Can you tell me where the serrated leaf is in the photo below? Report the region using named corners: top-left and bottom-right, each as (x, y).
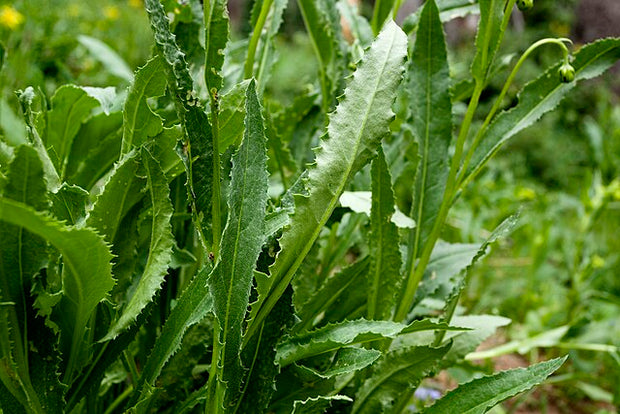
top-left (209, 79), bottom-right (269, 406)
top-left (465, 38), bottom-right (620, 183)
top-left (423, 356), bottom-right (567, 414)
top-left (130, 266), bottom-right (213, 408)
top-left (292, 395), bottom-right (352, 414)
top-left (352, 344), bottom-right (451, 414)
top-left (277, 320), bottom-right (407, 366)
top-left (0, 145), bottom-right (49, 413)
top-left (368, 146), bottom-right (403, 320)
top-left (305, 347), bottom-right (382, 378)
top-left (407, 0), bottom-right (452, 262)
top-left (204, 0), bottom-right (230, 97)
top-left (145, 0), bottom-right (214, 226)
top-left (121, 56), bottom-right (167, 156)
top-left (102, 148), bottom-right (174, 341)
top-left (471, 0), bottom-right (505, 83)
top-left (49, 183), bottom-right (89, 225)
top-left (219, 80), bottom-right (249, 151)
top-left (247, 20), bottom-right (408, 344)
top-left (0, 198), bottom-right (114, 382)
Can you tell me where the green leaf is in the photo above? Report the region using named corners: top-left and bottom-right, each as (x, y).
top-left (277, 319), bottom-right (408, 366)
top-left (130, 266), bottom-right (213, 408)
top-left (145, 0), bottom-right (214, 226)
top-left (296, 0), bottom-right (346, 110)
top-left (292, 395), bottom-right (352, 414)
top-left (209, 79), bottom-right (269, 406)
top-left (219, 80), bottom-right (250, 151)
top-left (0, 145), bottom-right (49, 413)
top-left (371, 0), bottom-right (396, 35)
top-left (0, 98), bottom-right (27, 146)
top-left (304, 347), bottom-right (382, 378)
top-left (247, 20), bottom-right (408, 343)
top-left (0, 198), bottom-right (114, 382)
top-left (339, 191), bottom-right (415, 228)
top-left (64, 111), bottom-right (122, 189)
top-left (465, 38), bottom-right (620, 183)
top-left (368, 146), bottom-right (403, 320)
top-left (423, 356), bottom-right (567, 414)
top-left (255, 0), bottom-right (288, 92)
top-left (406, 0), bottom-right (453, 262)
top-left (77, 35), bottom-right (133, 82)
top-left (352, 344), bottom-right (451, 414)
top-left (45, 85), bottom-right (100, 177)
top-left (204, 0), bottom-right (230, 97)
top-left (102, 148), bottom-right (174, 341)
top-left (121, 56), bottom-right (167, 156)
top-left (471, 0), bottom-right (505, 83)
top-left (49, 183), bottom-right (89, 225)
top-left (296, 257), bottom-right (370, 332)
top-left (337, 0), bottom-right (373, 47)
top-left (403, 0), bottom-right (479, 35)
top-left (86, 150), bottom-right (145, 244)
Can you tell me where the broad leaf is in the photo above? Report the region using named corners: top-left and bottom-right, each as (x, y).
top-left (208, 79), bottom-right (269, 406)
top-left (465, 38), bottom-right (620, 184)
top-left (246, 21), bottom-right (408, 343)
top-left (121, 56), bottom-right (167, 156)
top-left (423, 356), bottom-right (567, 413)
top-left (352, 344), bottom-right (451, 414)
top-left (0, 198), bottom-right (114, 382)
top-left (102, 148), bottom-right (174, 341)
top-left (367, 146), bottom-right (403, 320)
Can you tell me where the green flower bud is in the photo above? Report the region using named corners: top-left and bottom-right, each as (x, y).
top-left (517, 0), bottom-right (533, 11)
top-left (558, 62), bottom-right (575, 83)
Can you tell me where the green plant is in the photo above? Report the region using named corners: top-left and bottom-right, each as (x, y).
top-left (1, 0), bottom-right (619, 412)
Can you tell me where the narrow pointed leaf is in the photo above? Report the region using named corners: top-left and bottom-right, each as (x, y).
top-left (471, 0), bottom-right (505, 83)
top-left (371, 0), bottom-right (396, 35)
top-left (145, 0), bottom-right (214, 224)
top-left (102, 148), bottom-right (174, 341)
top-left (423, 356), bottom-right (567, 414)
top-left (208, 79), bottom-right (269, 406)
top-left (407, 0), bottom-right (453, 261)
top-left (77, 35), bottom-right (133, 82)
top-left (368, 146), bottom-right (402, 320)
top-left (277, 319), bottom-right (408, 366)
top-left (204, 0), bottom-right (230, 97)
top-left (255, 0), bottom-right (288, 91)
top-left (465, 38), bottom-right (620, 183)
top-left (121, 56), bottom-right (167, 156)
top-left (352, 344), bottom-right (451, 414)
top-left (247, 21), bottom-right (408, 343)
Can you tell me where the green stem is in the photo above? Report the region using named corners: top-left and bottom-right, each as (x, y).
top-left (205, 321), bottom-right (222, 413)
top-left (210, 105), bottom-right (222, 259)
top-left (244, 0), bottom-right (274, 79)
top-left (103, 386), bottom-right (133, 414)
top-left (122, 350), bottom-right (139, 387)
top-left (456, 37), bottom-right (572, 189)
top-left (394, 83), bottom-right (484, 322)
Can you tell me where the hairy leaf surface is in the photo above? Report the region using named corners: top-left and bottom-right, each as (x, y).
top-left (208, 79), bottom-right (269, 406)
top-left (368, 146), bottom-right (402, 320)
top-left (247, 21), bottom-right (408, 343)
top-left (102, 148), bottom-right (174, 341)
top-left (423, 357), bottom-right (567, 413)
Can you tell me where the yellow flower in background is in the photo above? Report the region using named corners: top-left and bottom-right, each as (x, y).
top-left (0, 5), bottom-right (24, 30)
top-left (129, 0), bottom-right (143, 9)
top-left (104, 5), bottom-right (120, 20)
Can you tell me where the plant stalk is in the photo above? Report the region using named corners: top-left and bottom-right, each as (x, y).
top-left (244, 0), bottom-right (274, 80)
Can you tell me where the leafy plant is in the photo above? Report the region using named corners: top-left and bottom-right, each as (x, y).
top-left (0, 0), bottom-right (619, 413)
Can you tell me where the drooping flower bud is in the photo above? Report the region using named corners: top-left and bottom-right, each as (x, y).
top-left (517, 0), bottom-right (533, 11)
top-left (558, 62), bottom-right (576, 83)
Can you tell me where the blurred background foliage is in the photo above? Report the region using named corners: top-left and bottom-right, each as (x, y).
top-left (0, 0), bottom-right (618, 412)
